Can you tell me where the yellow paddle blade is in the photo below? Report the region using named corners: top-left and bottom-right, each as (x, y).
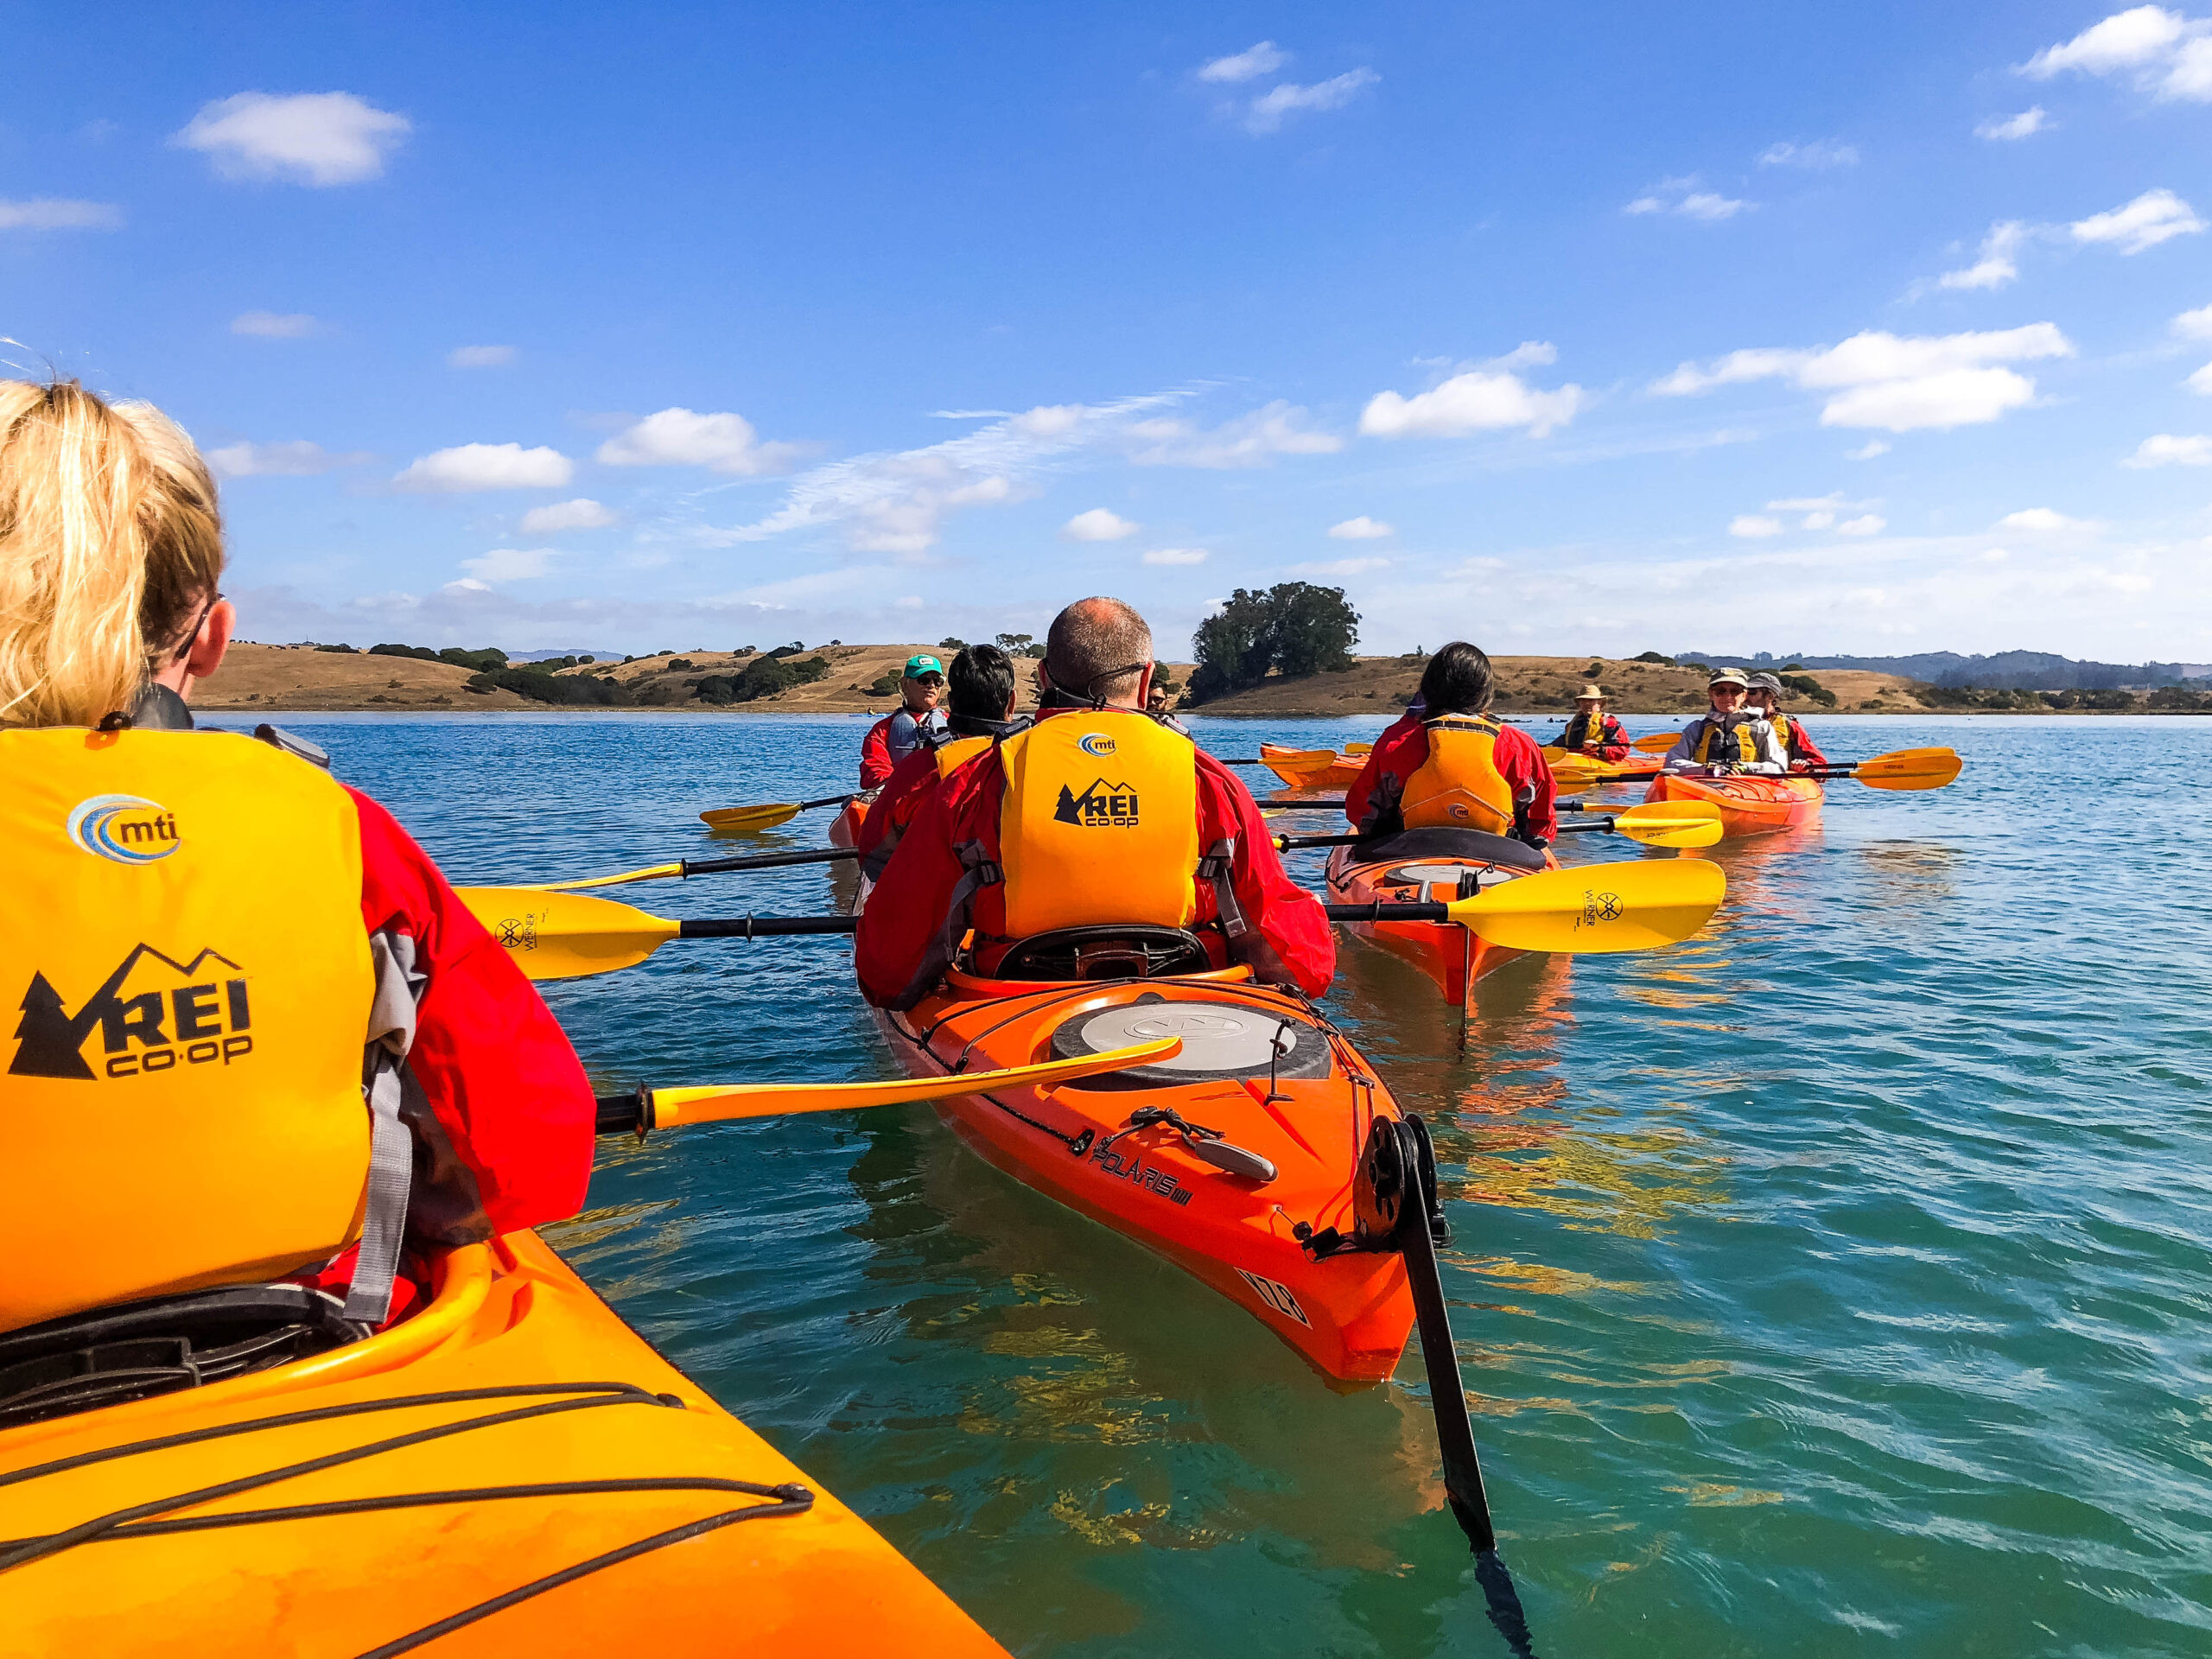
top-left (1850, 747), bottom-right (1962, 791)
top-left (537, 861), bottom-right (686, 893)
top-left (1345, 741), bottom-right (1373, 754)
top-left (648, 1039), bottom-right (1185, 1129)
top-left (461, 887), bottom-right (679, 981)
top-left (699, 803), bottom-right (802, 831)
top-left (1632, 732), bottom-right (1680, 753)
top-left (1445, 858), bottom-right (1725, 953)
top-left (1609, 799), bottom-right (1724, 848)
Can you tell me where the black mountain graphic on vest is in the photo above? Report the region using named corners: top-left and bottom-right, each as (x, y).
top-left (1053, 779), bottom-right (1139, 826)
top-left (10, 945), bottom-right (244, 1079)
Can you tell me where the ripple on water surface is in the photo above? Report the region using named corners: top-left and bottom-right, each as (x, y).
top-left (274, 709), bottom-right (2212, 1657)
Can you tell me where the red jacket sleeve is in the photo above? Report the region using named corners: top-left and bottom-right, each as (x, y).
top-left (854, 764), bottom-right (974, 1008)
top-left (1197, 755), bottom-right (1335, 997)
top-left (1344, 726), bottom-right (1426, 832)
top-left (1788, 723), bottom-right (1829, 766)
top-left (349, 788), bottom-right (594, 1234)
top-left (1496, 726), bottom-right (1558, 845)
top-left (855, 747), bottom-right (938, 862)
top-left (859, 716), bottom-right (896, 789)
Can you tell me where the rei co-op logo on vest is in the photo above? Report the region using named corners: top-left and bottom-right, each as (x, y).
top-left (8, 945), bottom-right (254, 1082)
top-left (67, 794), bottom-right (181, 864)
top-left (1053, 776), bottom-right (1141, 828)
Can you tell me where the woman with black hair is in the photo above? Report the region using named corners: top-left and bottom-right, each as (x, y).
top-left (1341, 640), bottom-right (1558, 848)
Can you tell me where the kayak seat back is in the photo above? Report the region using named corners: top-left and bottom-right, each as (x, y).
top-left (1355, 825), bottom-right (1548, 871)
top-left (0, 1281), bottom-right (364, 1431)
top-left (995, 925), bottom-right (1212, 982)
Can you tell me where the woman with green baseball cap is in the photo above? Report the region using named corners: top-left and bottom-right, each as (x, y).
top-left (859, 652), bottom-right (950, 788)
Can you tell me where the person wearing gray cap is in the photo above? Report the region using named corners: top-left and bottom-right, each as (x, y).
top-left (1662, 666), bottom-right (1789, 773)
top-left (1745, 671), bottom-right (1829, 767)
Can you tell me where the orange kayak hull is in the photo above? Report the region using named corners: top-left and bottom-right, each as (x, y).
top-left (874, 971), bottom-right (1414, 1382)
top-left (1644, 772), bottom-right (1823, 837)
top-left (1325, 839), bottom-right (1559, 1007)
top-left (1259, 743), bottom-right (1367, 791)
top-left (829, 796), bottom-right (868, 849)
top-left (1545, 750), bottom-right (1663, 786)
top-left (0, 1231), bottom-right (1006, 1657)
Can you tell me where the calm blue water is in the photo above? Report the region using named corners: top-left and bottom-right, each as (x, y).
top-left (255, 709), bottom-right (2212, 1657)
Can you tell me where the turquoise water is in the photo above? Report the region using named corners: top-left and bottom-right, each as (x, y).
top-left (269, 709), bottom-right (2211, 1657)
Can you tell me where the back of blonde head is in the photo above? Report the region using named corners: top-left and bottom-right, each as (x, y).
top-left (0, 379), bottom-right (224, 727)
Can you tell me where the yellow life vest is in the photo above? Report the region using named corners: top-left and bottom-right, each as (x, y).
top-left (934, 734), bottom-right (991, 778)
top-left (1769, 713), bottom-right (1795, 752)
top-left (0, 728), bottom-right (377, 1334)
top-left (1692, 717), bottom-right (1760, 765)
top-left (1401, 715), bottom-right (1516, 835)
top-left (1552, 710), bottom-right (1611, 754)
top-left (996, 712), bottom-right (1201, 938)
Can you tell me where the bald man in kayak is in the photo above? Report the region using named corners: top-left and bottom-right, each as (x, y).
top-left (855, 597), bottom-right (1335, 1008)
top-left (858, 653), bottom-right (950, 789)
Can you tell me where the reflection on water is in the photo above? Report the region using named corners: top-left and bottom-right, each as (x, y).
top-left (276, 711), bottom-right (2212, 1659)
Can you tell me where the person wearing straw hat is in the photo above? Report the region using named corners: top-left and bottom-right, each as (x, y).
top-left (1548, 683), bottom-right (1629, 761)
top-left (1745, 671), bottom-right (1828, 768)
top-left (1662, 666), bottom-right (1789, 773)
top-left (858, 652), bottom-right (951, 788)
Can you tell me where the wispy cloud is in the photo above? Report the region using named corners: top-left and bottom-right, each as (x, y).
top-left (460, 546), bottom-right (557, 583)
top-left (1294, 556), bottom-right (1391, 575)
top-left (1624, 176), bottom-right (1751, 220)
top-left (1198, 41), bottom-right (1287, 84)
top-left (207, 439), bottom-right (373, 478)
top-left (175, 91), bottom-right (410, 185)
top-left (449, 344), bottom-right (517, 368)
top-left (1938, 221), bottom-right (2029, 290)
top-left (1759, 138), bottom-right (1859, 168)
top-left (2122, 432), bottom-right (2212, 465)
top-left (0, 198), bottom-right (122, 231)
top-left (1976, 106), bottom-right (2048, 140)
top-left (2070, 187), bottom-right (2206, 252)
top-left (519, 498), bottom-right (617, 534)
top-left (1141, 547), bottom-right (1208, 566)
top-left (232, 310), bottom-right (319, 338)
top-left (1242, 68), bottom-right (1379, 135)
top-left (1654, 323), bottom-right (2074, 431)
top-left (2020, 7), bottom-right (2212, 103)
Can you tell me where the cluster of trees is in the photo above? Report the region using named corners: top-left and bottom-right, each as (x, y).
top-left (1187, 582), bottom-right (1359, 704)
top-left (1911, 683), bottom-right (2147, 712)
top-left (694, 654), bottom-right (830, 704)
top-left (466, 665), bottom-right (626, 704)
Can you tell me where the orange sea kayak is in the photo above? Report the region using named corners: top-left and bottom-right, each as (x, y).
top-left (1325, 827), bottom-right (1559, 1007)
top-left (828, 795), bottom-right (869, 850)
top-left (871, 968), bottom-right (1416, 1382)
top-left (1545, 749), bottom-right (1663, 786)
top-left (0, 1230), bottom-right (1006, 1658)
top-left (1259, 741), bottom-right (1370, 791)
top-left (1644, 771), bottom-right (1823, 838)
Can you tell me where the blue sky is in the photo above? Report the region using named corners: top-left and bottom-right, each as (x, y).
top-left (6, 3), bottom-right (2212, 661)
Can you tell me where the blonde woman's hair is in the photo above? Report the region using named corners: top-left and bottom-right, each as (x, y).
top-left (0, 379), bottom-right (225, 727)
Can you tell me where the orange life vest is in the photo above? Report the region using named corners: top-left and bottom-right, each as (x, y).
top-left (934, 734), bottom-right (991, 778)
top-left (0, 728), bottom-right (379, 1334)
top-left (995, 713), bottom-right (1203, 938)
top-left (1401, 715), bottom-right (1516, 835)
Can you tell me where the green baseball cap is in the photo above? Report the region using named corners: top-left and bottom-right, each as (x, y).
top-left (903, 653), bottom-right (944, 677)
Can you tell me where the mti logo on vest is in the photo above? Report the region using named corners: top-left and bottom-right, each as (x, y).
top-left (1053, 778), bottom-right (1141, 827)
top-left (1077, 732), bottom-right (1117, 758)
top-left (66, 794), bottom-right (181, 865)
top-left (8, 944), bottom-right (254, 1081)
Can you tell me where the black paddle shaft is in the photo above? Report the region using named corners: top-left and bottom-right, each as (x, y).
top-left (677, 915), bottom-right (861, 938)
top-left (682, 846), bottom-right (857, 878)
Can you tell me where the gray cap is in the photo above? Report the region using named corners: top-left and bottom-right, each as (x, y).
top-left (1707, 666), bottom-right (1750, 689)
top-left (1745, 671), bottom-right (1783, 692)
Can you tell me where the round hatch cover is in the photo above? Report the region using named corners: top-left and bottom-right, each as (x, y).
top-left (1047, 998), bottom-right (1335, 1090)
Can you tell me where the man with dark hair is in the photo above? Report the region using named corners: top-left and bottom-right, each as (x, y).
top-left (855, 596), bottom-right (1334, 1007)
top-left (855, 645), bottom-right (1027, 879)
top-left (1343, 640), bottom-right (1558, 848)
top-left (858, 652), bottom-right (950, 788)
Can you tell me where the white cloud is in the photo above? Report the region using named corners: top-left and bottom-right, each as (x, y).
top-left (1759, 138), bottom-right (1859, 168)
top-left (2174, 302), bottom-right (2212, 338)
top-left (1626, 177), bottom-right (1751, 220)
top-left (448, 345), bottom-right (516, 368)
top-left (1141, 547), bottom-right (1208, 565)
top-left (1361, 369), bottom-right (1584, 439)
top-left (594, 406), bottom-right (800, 474)
top-left (1730, 515), bottom-right (1783, 537)
top-left (459, 546), bottom-right (556, 584)
top-left (2020, 7), bottom-right (2212, 99)
top-left (2069, 187), bottom-right (2206, 253)
top-left (175, 92), bottom-right (410, 185)
top-left (392, 442), bottom-right (574, 492)
top-left (231, 310), bottom-right (319, 338)
top-left (1294, 556), bottom-right (1391, 576)
top-left (1243, 68), bottom-right (1379, 134)
top-left (2123, 432), bottom-right (2212, 465)
top-left (1802, 511), bottom-right (1836, 529)
top-left (0, 198), bottom-right (122, 230)
top-left (1328, 516), bottom-right (1394, 539)
top-left (1654, 323), bottom-right (2072, 430)
top-left (1998, 507), bottom-right (2090, 531)
top-left (1766, 493), bottom-right (1860, 512)
top-left (1122, 401), bottom-right (1339, 467)
top-left (1939, 221), bottom-right (2028, 290)
top-left (2188, 360), bottom-right (2212, 393)
top-left (518, 498), bottom-right (618, 534)
top-left (1198, 41), bottom-right (1287, 83)
top-left (1484, 340), bottom-right (1557, 370)
top-left (442, 578), bottom-right (492, 594)
top-left (207, 440), bottom-right (372, 478)
top-left (1836, 514), bottom-right (1886, 536)
top-left (1847, 439), bottom-right (1891, 460)
top-left (1977, 106), bottom-right (2049, 140)
top-left (1062, 507), bottom-right (1139, 541)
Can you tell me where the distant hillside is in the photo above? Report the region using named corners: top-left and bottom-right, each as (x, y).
top-left (1672, 648), bottom-right (2209, 690)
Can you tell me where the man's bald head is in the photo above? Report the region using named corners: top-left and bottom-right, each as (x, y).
top-left (1044, 596), bottom-right (1154, 706)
